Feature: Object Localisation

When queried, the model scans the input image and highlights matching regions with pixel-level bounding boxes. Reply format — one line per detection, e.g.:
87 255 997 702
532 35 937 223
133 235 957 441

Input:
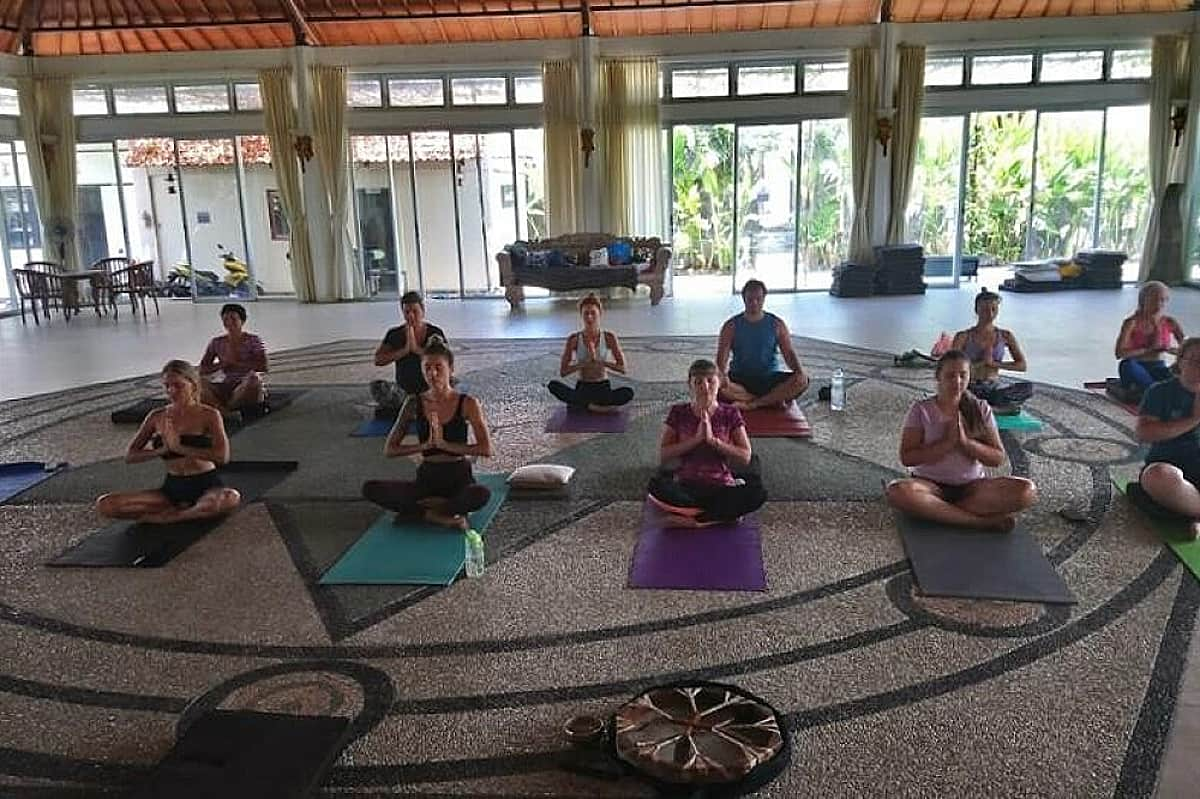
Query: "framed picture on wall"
266 189 289 240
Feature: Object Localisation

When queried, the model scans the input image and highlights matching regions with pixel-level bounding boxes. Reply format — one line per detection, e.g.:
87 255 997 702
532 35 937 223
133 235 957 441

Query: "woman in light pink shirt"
886 350 1037 531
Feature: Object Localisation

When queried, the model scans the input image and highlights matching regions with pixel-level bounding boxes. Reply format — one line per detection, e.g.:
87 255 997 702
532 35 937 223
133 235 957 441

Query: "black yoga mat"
128 710 350 799
47 461 298 568
898 515 1075 604
110 391 301 426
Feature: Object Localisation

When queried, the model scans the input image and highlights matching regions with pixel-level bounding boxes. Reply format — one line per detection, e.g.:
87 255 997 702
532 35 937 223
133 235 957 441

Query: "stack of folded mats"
1001 251 1125 292
873 244 926 295
829 262 876 297
1075 249 1126 288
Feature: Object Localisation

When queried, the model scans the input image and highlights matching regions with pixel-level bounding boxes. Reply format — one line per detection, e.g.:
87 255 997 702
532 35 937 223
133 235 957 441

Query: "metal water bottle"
830 368 846 411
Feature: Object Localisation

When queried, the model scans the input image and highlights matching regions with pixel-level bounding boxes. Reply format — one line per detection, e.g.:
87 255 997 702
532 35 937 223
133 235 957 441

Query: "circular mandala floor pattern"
0 336 1193 797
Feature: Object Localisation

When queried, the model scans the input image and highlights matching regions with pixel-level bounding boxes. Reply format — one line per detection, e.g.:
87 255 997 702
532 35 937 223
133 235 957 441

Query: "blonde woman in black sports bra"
96 360 241 524
363 337 494 529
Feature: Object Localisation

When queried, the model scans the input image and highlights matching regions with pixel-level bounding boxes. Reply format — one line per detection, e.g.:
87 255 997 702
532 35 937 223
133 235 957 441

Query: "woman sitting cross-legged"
951 288 1032 408
1133 337 1200 539
96 360 241 524
886 350 1037 532
647 358 767 528
362 336 494 530
1115 281 1185 396
547 293 633 414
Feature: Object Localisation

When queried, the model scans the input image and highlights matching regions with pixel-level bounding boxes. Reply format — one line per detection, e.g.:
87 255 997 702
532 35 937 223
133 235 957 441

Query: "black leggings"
548 379 633 409
647 473 767 523
969 380 1033 407
362 460 490 517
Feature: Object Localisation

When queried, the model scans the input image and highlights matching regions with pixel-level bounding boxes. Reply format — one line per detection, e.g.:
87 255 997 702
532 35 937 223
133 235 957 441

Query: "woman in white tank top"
548 294 634 414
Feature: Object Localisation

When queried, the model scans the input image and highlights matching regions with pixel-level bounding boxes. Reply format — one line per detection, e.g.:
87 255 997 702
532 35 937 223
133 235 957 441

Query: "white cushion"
508 464 575 488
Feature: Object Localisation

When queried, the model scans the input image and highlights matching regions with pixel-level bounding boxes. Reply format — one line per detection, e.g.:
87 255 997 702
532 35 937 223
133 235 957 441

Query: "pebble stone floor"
0 335 1195 797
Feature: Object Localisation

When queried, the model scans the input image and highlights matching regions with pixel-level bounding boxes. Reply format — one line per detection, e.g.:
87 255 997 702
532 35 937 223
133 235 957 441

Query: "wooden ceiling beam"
278 0 322 43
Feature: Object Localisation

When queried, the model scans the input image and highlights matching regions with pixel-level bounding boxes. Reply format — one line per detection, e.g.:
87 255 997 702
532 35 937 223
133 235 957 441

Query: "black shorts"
1142 456 1200 489
729 371 793 399
161 471 223 506
415 459 475 498
932 481 972 504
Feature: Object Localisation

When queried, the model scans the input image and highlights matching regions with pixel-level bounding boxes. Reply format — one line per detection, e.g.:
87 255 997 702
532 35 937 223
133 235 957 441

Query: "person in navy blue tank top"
716 280 809 409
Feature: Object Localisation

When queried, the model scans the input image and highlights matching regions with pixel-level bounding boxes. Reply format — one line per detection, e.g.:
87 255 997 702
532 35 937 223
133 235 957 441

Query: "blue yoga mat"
994 411 1043 431
351 417 397 438
1 462 66 503
320 473 509 585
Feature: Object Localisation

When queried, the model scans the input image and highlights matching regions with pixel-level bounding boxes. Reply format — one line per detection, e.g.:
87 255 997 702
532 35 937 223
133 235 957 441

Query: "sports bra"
416 394 470 455
576 330 609 364
1127 318 1173 352
152 433 213 461
961 330 1007 364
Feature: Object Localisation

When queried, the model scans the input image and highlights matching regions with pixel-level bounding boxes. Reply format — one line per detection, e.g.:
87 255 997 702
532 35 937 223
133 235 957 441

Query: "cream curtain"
1141 36 1190 283
886 45 925 245
259 67 317 302
310 64 365 300
848 47 878 264
543 60 581 237
599 58 664 237
17 77 79 270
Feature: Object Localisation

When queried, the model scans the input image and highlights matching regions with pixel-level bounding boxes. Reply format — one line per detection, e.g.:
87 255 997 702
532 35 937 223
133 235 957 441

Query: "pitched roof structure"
0 0 1188 55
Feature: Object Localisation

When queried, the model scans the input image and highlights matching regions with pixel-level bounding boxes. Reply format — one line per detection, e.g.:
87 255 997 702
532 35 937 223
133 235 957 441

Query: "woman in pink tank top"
885 351 1037 531
1115 281 1185 393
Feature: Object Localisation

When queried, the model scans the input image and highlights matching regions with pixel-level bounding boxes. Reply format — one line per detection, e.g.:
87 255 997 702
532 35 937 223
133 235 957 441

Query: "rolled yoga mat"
628 501 766 592
1083 380 1139 416
110 391 301 426
319 473 509 585
1114 479 1200 582
897 514 1075 604
128 709 351 799
741 404 812 438
0 461 67 504
544 405 629 433
47 460 299 568
993 410 1044 431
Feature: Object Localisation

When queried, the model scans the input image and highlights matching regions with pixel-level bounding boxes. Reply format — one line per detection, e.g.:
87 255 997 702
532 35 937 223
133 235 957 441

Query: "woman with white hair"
1115 281 1186 395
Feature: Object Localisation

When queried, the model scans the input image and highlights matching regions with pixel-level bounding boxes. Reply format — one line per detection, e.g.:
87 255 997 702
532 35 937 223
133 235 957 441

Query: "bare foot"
140 508 185 524
661 513 721 529
1189 520 1200 541
733 400 755 411
586 403 620 415
647 493 700 517
975 514 1016 533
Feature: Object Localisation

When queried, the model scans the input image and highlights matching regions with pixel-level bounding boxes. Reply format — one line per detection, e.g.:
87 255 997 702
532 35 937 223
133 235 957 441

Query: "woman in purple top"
886 350 1037 531
199 303 268 412
647 359 767 528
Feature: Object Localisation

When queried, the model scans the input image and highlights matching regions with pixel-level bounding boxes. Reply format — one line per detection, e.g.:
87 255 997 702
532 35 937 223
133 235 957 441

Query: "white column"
579 35 602 233
870 22 897 249
293 45 336 301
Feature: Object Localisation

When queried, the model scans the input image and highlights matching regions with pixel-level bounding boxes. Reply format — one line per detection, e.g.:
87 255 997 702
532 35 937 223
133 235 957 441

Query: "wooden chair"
106 259 161 318
89 256 134 317
12 263 70 325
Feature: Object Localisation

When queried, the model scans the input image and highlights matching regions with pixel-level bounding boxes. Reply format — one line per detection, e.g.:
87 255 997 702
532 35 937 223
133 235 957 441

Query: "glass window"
388 78 444 107
351 135 403 297
671 124 734 277
238 135 291 295
514 128 545 241
1029 110 1103 259
76 142 129 266
176 137 256 298
348 78 384 107
0 86 17 115
1040 51 1104 83
737 65 796 96
409 131 460 295
803 62 848 93
116 138 179 272
670 68 729 99
907 115 965 281
174 84 230 113
450 77 507 105
1110 49 1152 80
924 57 964 87
970 54 1034 85
513 76 543 104
1098 105 1151 281
963 110 1035 263
454 132 515 295
113 85 169 114
234 83 262 111
73 86 109 115
736 124 799 291
796 118 851 289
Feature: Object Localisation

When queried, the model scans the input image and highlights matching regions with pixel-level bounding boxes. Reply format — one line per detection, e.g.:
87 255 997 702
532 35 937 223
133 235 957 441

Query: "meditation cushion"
508 464 576 489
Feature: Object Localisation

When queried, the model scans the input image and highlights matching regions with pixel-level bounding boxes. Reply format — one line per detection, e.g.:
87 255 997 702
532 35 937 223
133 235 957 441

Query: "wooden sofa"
496 233 670 311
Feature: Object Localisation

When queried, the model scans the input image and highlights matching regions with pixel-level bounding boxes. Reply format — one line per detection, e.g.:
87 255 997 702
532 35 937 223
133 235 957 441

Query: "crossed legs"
720 371 809 410
95 486 241 525
201 374 266 412
886 476 1037 532
1140 462 1200 539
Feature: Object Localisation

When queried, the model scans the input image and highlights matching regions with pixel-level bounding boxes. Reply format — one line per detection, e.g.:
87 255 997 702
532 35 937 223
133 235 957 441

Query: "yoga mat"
1114 479 1200 582
128 710 350 799
47 461 299 568
628 502 766 592
544 406 628 433
994 410 1044 431
351 417 397 438
742 404 812 438
897 515 1075 604
110 392 300 426
0 461 66 503
1083 379 1139 416
320 473 509 585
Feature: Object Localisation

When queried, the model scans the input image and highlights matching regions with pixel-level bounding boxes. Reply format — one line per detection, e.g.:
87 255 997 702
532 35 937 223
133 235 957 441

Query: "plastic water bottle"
830 368 846 412
464 529 485 578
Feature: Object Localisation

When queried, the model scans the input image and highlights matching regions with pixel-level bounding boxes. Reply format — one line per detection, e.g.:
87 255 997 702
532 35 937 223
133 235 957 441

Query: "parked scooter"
165 261 223 297
217 244 263 298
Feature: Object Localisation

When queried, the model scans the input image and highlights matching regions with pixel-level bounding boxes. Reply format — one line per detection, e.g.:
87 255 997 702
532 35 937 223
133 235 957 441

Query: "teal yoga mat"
1114 478 1200 582
320 473 509 585
994 411 1043 431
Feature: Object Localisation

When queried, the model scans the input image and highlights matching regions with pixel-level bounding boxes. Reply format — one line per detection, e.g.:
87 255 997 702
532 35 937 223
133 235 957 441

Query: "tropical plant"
671 125 734 273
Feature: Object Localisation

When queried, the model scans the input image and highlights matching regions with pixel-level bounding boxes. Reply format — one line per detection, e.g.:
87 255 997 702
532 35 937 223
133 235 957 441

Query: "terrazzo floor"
0 335 1197 797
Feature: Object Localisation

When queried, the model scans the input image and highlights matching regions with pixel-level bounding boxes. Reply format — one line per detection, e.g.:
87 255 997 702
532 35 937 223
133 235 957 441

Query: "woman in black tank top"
363 337 495 529
96 360 241 524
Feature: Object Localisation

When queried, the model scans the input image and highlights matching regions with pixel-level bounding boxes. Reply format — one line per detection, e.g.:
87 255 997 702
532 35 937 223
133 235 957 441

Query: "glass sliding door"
116 138 185 292
1029 110 1102 260
735 124 798 291
76 142 129 268
963 111 1035 268
1098 105 1151 283
907 116 965 286
671 123 735 295
350 135 401 298
796 118 851 290
175 138 254 300
410 131 460 297
238 135 293 295
0 141 37 311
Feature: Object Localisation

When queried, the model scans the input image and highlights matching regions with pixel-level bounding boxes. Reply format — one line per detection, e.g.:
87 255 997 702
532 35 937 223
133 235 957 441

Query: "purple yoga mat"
544 406 628 433
628 503 766 592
